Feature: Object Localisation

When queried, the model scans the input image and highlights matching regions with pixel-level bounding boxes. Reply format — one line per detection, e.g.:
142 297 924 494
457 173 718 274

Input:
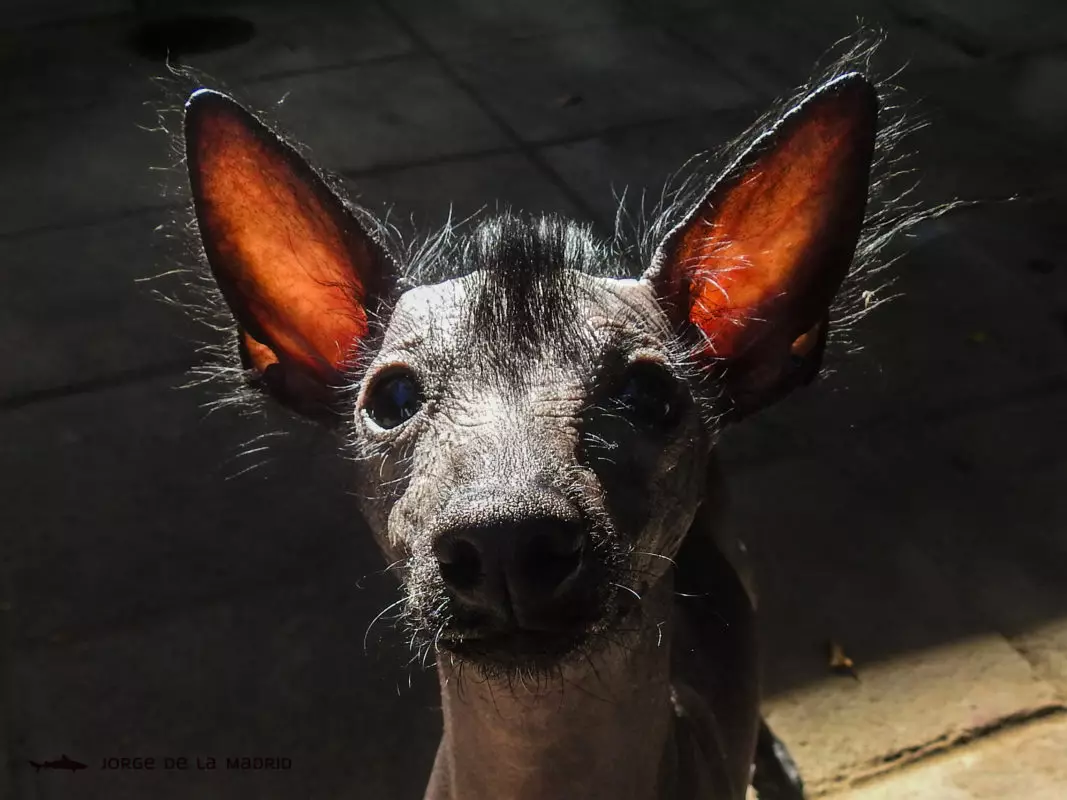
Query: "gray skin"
357 276 705 609
352 274 759 800
182 68 878 800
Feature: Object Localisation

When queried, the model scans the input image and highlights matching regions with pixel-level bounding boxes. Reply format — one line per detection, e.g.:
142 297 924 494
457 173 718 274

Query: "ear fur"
644 72 878 419
184 89 395 421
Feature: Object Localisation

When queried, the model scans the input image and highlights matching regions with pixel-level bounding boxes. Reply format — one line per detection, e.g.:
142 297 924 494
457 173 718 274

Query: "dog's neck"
425 574 679 800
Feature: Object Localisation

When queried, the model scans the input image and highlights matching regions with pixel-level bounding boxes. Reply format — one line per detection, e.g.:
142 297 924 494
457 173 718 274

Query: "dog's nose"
433 518 589 627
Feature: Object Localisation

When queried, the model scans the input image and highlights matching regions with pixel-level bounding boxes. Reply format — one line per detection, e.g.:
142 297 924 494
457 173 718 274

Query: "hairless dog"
177 42 906 799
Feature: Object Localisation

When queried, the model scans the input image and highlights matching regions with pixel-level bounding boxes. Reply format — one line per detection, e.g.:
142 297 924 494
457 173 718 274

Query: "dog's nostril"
522 529 585 591
437 538 482 591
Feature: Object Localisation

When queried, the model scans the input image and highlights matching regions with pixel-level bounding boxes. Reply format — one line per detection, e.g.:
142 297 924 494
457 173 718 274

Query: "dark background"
2 0 1065 797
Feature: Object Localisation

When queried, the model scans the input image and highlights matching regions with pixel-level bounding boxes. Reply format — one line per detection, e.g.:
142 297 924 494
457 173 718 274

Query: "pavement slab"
157 0 416 82
886 0 1067 58
0 3 415 118
742 388 1067 793
903 59 1067 155
659 7 840 101
383 0 644 50
764 640 1062 796
754 381 1067 674
0 100 177 237
344 151 583 231
0 209 196 398
1 376 367 646
445 26 753 143
10 571 441 800
237 56 511 173
830 713 1067 799
1013 622 1067 702
725 450 1066 795
540 107 761 224
723 450 1018 696
0 16 154 118
1 0 127 28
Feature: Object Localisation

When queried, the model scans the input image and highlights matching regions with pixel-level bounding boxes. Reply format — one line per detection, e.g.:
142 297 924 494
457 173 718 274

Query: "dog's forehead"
381 270 668 351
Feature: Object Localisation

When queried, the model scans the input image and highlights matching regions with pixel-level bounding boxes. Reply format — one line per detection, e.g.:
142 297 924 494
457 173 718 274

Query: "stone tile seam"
1003 636 1067 706
0 358 196 413
815 703 1067 797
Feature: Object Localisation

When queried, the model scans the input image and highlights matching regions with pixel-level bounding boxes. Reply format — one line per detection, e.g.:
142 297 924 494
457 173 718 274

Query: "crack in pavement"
814 703 1067 796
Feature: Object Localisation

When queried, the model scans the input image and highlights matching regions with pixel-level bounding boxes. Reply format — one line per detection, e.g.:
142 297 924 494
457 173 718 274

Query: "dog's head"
182 72 876 674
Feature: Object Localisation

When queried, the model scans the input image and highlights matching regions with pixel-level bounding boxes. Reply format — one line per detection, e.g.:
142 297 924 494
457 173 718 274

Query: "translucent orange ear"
645 73 878 417
185 89 393 418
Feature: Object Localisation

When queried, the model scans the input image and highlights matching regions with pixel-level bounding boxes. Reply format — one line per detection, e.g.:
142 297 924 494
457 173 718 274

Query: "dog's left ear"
644 73 877 419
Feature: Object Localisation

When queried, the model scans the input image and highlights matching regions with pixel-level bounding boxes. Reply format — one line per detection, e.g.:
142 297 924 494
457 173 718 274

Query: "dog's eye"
363 370 423 430
614 362 681 427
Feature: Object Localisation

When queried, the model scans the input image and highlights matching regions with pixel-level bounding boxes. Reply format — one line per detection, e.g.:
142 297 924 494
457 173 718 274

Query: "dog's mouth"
443 627 588 665
397 527 646 672
427 584 642 671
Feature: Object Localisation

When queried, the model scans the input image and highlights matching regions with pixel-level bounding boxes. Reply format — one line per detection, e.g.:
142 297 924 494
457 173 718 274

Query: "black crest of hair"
149 30 958 424
460 213 613 377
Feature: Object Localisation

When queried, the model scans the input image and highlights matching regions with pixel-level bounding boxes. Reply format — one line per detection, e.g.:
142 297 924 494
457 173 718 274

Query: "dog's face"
183 73 877 673
352 257 713 670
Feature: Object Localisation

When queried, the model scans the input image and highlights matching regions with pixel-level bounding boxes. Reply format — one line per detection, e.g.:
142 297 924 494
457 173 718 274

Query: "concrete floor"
2 0 1066 798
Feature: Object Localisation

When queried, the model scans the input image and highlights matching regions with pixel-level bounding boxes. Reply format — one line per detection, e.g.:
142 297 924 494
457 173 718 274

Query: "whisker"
363 597 405 653
612 582 643 603
633 550 677 568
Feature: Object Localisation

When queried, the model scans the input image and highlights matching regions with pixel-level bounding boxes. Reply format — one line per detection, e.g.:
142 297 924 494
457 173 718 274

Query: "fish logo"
28 754 88 773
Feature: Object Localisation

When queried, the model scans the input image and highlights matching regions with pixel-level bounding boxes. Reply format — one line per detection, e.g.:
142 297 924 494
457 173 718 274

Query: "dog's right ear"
184 89 394 421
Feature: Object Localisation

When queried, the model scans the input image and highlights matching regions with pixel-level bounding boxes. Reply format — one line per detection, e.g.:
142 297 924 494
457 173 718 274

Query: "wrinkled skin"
354 275 712 666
